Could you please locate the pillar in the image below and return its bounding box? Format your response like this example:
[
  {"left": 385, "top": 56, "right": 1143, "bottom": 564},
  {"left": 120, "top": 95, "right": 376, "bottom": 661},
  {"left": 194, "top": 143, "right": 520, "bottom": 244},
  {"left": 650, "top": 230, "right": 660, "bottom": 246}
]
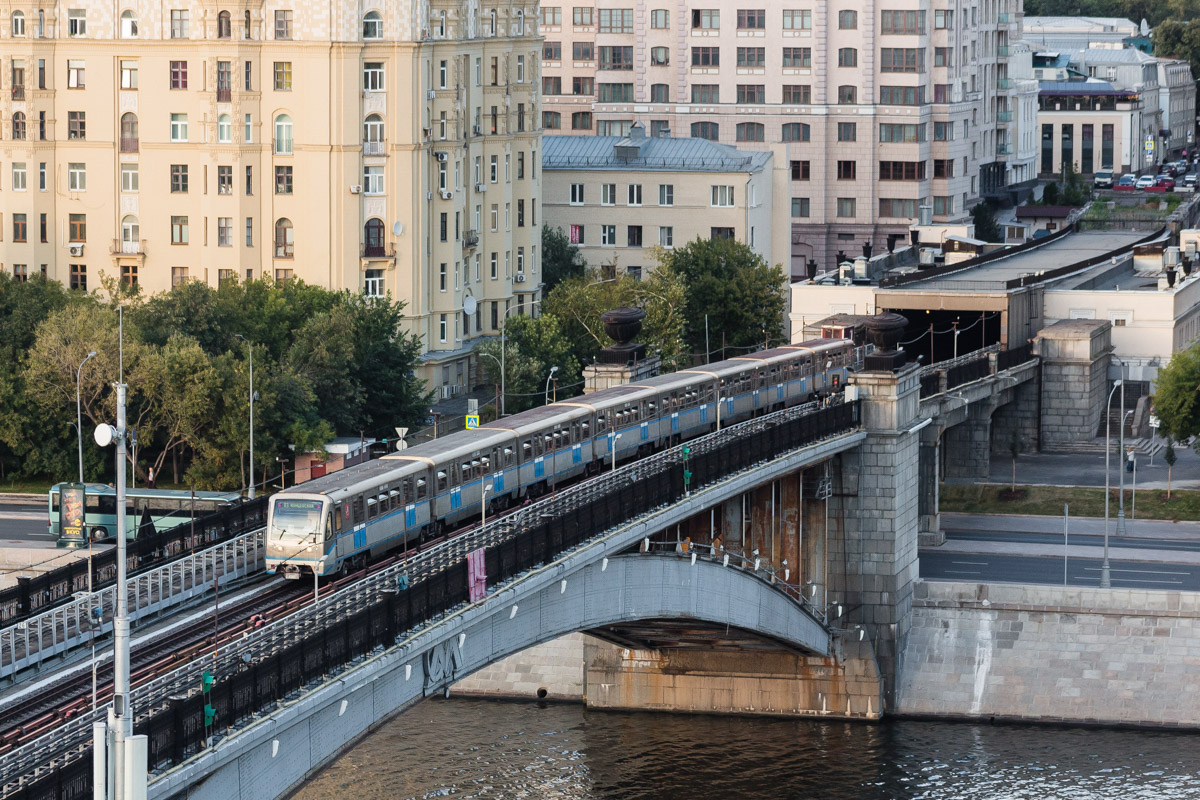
[
  {"left": 800, "top": 472, "right": 826, "bottom": 608},
  {"left": 721, "top": 498, "right": 743, "bottom": 551},
  {"left": 780, "top": 475, "right": 801, "bottom": 588},
  {"left": 943, "top": 406, "right": 992, "bottom": 481},
  {"left": 918, "top": 429, "right": 942, "bottom": 546}
]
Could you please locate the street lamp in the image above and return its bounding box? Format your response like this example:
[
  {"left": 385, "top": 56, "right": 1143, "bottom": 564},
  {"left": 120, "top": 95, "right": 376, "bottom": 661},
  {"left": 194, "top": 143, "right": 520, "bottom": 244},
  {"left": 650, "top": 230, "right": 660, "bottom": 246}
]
[
  {"left": 544, "top": 366, "right": 559, "bottom": 406},
  {"left": 1102, "top": 378, "right": 1124, "bottom": 588},
  {"left": 234, "top": 335, "right": 255, "bottom": 499},
  {"left": 75, "top": 351, "right": 97, "bottom": 483},
  {"left": 479, "top": 351, "right": 502, "bottom": 414},
  {"left": 481, "top": 483, "right": 490, "bottom": 529},
  {"left": 498, "top": 298, "right": 546, "bottom": 418},
  {"left": 610, "top": 432, "right": 622, "bottom": 472}
]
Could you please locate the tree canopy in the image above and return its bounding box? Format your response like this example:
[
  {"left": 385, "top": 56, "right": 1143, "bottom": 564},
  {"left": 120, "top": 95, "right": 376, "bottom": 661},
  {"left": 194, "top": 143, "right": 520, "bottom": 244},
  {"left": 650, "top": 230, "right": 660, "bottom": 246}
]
[
  {"left": 540, "top": 225, "right": 587, "bottom": 293},
  {"left": 1152, "top": 343, "right": 1200, "bottom": 446}
]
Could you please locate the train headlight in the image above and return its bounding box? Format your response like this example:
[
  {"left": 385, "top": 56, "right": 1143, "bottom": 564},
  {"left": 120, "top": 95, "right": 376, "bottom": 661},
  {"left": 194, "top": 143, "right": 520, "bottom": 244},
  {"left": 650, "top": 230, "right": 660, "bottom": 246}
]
[{"left": 305, "top": 545, "right": 313, "bottom": 552}]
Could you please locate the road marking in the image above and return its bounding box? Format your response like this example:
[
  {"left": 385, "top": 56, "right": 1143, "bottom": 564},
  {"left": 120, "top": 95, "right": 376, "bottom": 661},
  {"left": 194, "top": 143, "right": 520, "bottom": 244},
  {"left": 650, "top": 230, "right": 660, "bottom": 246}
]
[
  {"left": 950, "top": 560, "right": 988, "bottom": 566},
  {"left": 944, "top": 569, "right": 981, "bottom": 575},
  {"left": 1081, "top": 567, "right": 1191, "bottom": 576}
]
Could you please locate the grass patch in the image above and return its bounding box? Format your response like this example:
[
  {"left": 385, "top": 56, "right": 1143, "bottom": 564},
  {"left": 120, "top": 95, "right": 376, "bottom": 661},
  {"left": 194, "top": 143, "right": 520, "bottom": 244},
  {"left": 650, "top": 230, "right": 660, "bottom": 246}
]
[
  {"left": 0, "top": 480, "right": 53, "bottom": 495},
  {"left": 940, "top": 483, "right": 1200, "bottom": 521}
]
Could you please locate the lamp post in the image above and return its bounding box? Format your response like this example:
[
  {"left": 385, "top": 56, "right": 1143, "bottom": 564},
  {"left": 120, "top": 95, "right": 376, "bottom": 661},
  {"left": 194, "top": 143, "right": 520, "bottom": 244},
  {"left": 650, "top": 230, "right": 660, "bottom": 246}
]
[
  {"left": 1102, "top": 378, "right": 1124, "bottom": 588},
  {"left": 498, "top": 298, "right": 546, "bottom": 418},
  {"left": 610, "top": 432, "right": 622, "bottom": 472},
  {"left": 544, "top": 365, "right": 559, "bottom": 406},
  {"left": 235, "top": 335, "right": 255, "bottom": 499},
  {"left": 75, "top": 351, "right": 96, "bottom": 483},
  {"left": 1118, "top": 408, "right": 1133, "bottom": 535},
  {"left": 479, "top": 351, "right": 502, "bottom": 414},
  {"left": 481, "top": 483, "right": 490, "bottom": 529}
]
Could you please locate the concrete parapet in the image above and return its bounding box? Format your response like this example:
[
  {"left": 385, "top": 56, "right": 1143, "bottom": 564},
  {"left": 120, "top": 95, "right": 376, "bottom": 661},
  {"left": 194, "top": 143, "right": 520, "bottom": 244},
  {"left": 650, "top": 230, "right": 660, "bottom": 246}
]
[{"left": 1035, "top": 319, "right": 1112, "bottom": 447}]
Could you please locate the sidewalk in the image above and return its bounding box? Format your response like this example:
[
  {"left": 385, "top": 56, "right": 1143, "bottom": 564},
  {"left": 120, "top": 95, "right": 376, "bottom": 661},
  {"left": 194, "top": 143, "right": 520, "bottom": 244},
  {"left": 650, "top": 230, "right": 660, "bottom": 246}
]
[
  {"left": 985, "top": 447, "right": 1200, "bottom": 491},
  {"left": 941, "top": 512, "right": 1200, "bottom": 541}
]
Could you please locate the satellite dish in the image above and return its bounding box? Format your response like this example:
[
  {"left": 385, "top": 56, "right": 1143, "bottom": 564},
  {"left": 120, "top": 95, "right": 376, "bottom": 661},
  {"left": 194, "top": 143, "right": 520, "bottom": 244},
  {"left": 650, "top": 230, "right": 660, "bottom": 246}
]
[
  {"left": 93, "top": 424, "right": 116, "bottom": 447},
  {"left": 392, "top": 221, "right": 404, "bottom": 236},
  {"left": 463, "top": 295, "right": 478, "bottom": 316}
]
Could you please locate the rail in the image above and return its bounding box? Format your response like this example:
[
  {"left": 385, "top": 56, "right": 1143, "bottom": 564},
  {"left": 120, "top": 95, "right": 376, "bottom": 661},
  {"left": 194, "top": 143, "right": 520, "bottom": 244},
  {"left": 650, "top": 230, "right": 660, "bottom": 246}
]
[
  {"left": 0, "top": 531, "right": 265, "bottom": 684},
  {"left": 918, "top": 344, "right": 1037, "bottom": 401},
  {"left": 1, "top": 398, "right": 861, "bottom": 799}
]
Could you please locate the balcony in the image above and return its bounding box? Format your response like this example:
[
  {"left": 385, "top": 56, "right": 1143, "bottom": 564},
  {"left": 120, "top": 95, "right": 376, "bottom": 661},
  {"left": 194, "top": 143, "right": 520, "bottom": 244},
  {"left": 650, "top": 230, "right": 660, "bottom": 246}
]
[
  {"left": 462, "top": 229, "right": 480, "bottom": 250},
  {"left": 998, "top": 45, "right": 1011, "bottom": 57},
  {"left": 363, "top": 141, "right": 385, "bottom": 156},
  {"left": 995, "top": 143, "right": 1013, "bottom": 157},
  {"left": 11, "top": 85, "right": 24, "bottom": 101},
  {"left": 110, "top": 238, "right": 146, "bottom": 256},
  {"left": 120, "top": 137, "right": 139, "bottom": 153},
  {"left": 997, "top": 78, "right": 1013, "bottom": 90},
  {"left": 997, "top": 111, "right": 1013, "bottom": 123},
  {"left": 997, "top": 12, "right": 1014, "bottom": 23},
  {"left": 216, "top": 86, "right": 231, "bottom": 103},
  {"left": 361, "top": 243, "right": 390, "bottom": 258}
]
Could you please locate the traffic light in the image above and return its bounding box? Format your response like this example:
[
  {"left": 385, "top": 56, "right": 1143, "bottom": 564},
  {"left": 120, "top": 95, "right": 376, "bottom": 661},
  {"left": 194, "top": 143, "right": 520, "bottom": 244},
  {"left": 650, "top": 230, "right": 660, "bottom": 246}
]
[
  {"left": 201, "top": 670, "right": 214, "bottom": 692},
  {"left": 204, "top": 704, "right": 217, "bottom": 726}
]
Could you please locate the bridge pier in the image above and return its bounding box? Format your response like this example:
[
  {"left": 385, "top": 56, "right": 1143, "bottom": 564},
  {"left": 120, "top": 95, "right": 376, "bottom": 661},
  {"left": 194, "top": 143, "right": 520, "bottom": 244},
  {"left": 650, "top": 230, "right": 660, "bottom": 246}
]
[
  {"left": 943, "top": 403, "right": 994, "bottom": 481},
  {"left": 917, "top": 433, "right": 942, "bottom": 546}
]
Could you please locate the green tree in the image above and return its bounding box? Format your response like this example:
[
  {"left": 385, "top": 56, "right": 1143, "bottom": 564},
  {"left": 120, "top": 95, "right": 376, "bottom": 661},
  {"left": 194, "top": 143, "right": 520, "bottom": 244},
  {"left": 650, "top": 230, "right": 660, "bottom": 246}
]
[
  {"left": 1164, "top": 437, "right": 1178, "bottom": 498},
  {"left": 541, "top": 225, "right": 587, "bottom": 293},
  {"left": 475, "top": 313, "right": 580, "bottom": 413},
  {"left": 971, "top": 203, "right": 1003, "bottom": 243},
  {"left": 1151, "top": 343, "right": 1200, "bottom": 446},
  {"left": 1042, "top": 182, "right": 1061, "bottom": 205},
  {"left": 1061, "top": 163, "right": 1091, "bottom": 206},
  {"left": 136, "top": 335, "right": 221, "bottom": 484},
  {"left": 653, "top": 237, "right": 786, "bottom": 359},
  {"left": 1154, "top": 19, "right": 1200, "bottom": 78}
]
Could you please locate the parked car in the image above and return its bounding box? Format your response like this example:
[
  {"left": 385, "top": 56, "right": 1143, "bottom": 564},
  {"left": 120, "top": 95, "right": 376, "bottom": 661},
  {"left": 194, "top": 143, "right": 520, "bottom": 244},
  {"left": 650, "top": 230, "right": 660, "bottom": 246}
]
[
  {"left": 1136, "top": 175, "right": 1157, "bottom": 189},
  {"left": 1093, "top": 170, "right": 1115, "bottom": 188},
  {"left": 1184, "top": 173, "right": 1198, "bottom": 189},
  {"left": 1115, "top": 174, "right": 1138, "bottom": 191},
  {"left": 1146, "top": 176, "right": 1176, "bottom": 192}
]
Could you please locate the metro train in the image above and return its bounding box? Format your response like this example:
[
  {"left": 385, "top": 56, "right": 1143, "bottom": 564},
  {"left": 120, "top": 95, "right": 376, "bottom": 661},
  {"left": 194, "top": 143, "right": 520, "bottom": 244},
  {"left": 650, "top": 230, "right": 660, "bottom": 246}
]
[{"left": 265, "top": 338, "right": 857, "bottom": 579}]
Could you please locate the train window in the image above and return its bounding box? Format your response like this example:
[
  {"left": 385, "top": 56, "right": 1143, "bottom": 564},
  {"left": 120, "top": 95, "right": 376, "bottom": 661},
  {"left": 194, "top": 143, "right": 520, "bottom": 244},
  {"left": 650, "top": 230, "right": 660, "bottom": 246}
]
[
  {"left": 367, "top": 498, "right": 378, "bottom": 519},
  {"left": 596, "top": 413, "right": 608, "bottom": 433},
  {"left": 417, "top": 478, "right": 427, "bottom": 499},
  {"left": 437, "top": 471, "right": 447, "bottom": 491},
  {"left": 389, "top": 490, "right": 399, "bottom": 509},
  {"left": 580, "top": 421, "right": 589, "bottom": 438},
  {"left": 503, "top": 447, "right": 514, "bottom": 465},
  {"left": 402, "top": 478, "right": 411, "bottom": 503},
  {"left": 544, "top": 434, "right": 554, "bottom": 452},
  {"left": 461, "top": 463, "right": 472, "bottom": 482},
  {"left": 353, "top": 496, "right": 365, "bottom": 524},
  {"left": 334, "top": 505, "right": 343, "bottom": 531},
  {"left": 647, "top": 400, "right": 656, "bottom": 416},
  {"left": 481, "top": 457, "right": 490, "bottom": 474}
]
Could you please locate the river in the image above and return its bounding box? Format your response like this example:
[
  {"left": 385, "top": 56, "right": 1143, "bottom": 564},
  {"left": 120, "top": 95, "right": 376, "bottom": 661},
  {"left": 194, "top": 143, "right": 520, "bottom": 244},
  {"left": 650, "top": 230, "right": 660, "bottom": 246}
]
[{"left": 293, "top": 697, "right": 1200, "bottom": 799}]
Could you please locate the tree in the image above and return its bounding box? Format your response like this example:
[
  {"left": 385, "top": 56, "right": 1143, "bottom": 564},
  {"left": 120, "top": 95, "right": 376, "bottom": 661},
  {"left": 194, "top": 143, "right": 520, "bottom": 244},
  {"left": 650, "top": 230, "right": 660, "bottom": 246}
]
[
  {"left": 1164, "top": 437, "right": 1178, "bottom": 498},
  {"left": 1042, "top": 182, "right": 1061, "bottom": 206},
  {"left": 1154, "top": 19, "right": 1200, "bottom": 78},
  {"left": 1061, "top": 163, "right": 1090, "bottom": 206},
  {"left": 137, "top": 335, "right": 221, "bottom": 484},
  {"left": 541, "top": 225, "right": 587, "bottom": 293},
  {"left": 971, "top": 203, "right": 1003, "bottom": 243},
  {"left": 1009, "top": 432, "right": 1022, "bottom": 492},
  {"left": 474, "top": 313, "right": 580, "bottom": 414},
  {"left": 1149, "top": 343, "right": 1200, "bottom": 445}
]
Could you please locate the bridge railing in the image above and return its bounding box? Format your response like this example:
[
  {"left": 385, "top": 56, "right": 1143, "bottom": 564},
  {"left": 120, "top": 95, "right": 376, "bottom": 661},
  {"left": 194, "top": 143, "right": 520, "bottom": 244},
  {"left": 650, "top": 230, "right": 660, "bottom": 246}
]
[
  {"left": 917, "top": 343, "right": 1036, "bottom": 401},
  {"left": 1, "top": 398, "right": 862, "bottom": 799}
]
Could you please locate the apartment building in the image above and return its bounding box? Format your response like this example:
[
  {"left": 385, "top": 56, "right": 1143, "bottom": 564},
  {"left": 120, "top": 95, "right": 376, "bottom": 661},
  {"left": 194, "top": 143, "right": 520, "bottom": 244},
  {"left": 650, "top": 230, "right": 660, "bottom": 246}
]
[
  {"left": 0, "top": 1, "right": 541, "bottom": 391},
  {"left": 542, "top": 127, "right": 773, "bottom": 277},
  {"left": 538, "top": 0, "right": 1038, "bottom": 275}
]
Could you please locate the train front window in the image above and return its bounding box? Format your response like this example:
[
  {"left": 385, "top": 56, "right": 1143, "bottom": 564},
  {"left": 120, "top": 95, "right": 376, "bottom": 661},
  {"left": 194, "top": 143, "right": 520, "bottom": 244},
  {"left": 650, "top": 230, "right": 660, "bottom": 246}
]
[{"left": 272, "top": 498, "right": 324, "bottom": 539}]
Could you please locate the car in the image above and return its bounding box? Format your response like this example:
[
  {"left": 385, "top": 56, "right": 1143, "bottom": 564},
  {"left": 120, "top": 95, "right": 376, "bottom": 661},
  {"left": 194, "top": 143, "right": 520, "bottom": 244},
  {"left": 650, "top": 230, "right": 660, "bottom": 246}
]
[
  {"left": 1093, "top": 170, "right": 1114, "bottom": 188},
  {"left": 1136, "top": 175, "right": 1157, "bottom": 189},
  {"left": 1184, "top": 173, "right": 1198, "bottom": 189},
  {"left": 1115, "top": 174, "right": 1138, "bottom": 191},
  {"left": 1146, "top": 176, "right": 1175, "bottom": 192}
]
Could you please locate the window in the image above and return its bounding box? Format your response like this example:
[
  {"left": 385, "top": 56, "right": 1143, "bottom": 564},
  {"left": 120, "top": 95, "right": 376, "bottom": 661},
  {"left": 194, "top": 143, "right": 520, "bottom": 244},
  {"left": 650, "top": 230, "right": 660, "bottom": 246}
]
[
  {"left": 171, "top": 267, "right": 188, "bottom": 287},
  {"left": 600, "top": 184, "right": 617, "bottom": 205},
  {"left": 658, "top": 184, "right": 674, "bottom": 206},
  {"left": 881, "top": 10, "right": 925, "bottom": 35},
  {"left": 275, "top": 10, "right": 292, "bottom": 39},
  {"left": 880, "top": 86, "right": 923, "bottom": 105},
  {"left": 837, "top": 161, "right": 857, "bottom": 180},
  {"left": 691, "top": 121, "right": 719, "bottom": 140},
  {"left": 711, "top": 227, "right": 735, "bottom": 241},
  {"left": 216, "top": 217, "right": 232, "bottom": 247},
  {"left": 879, "top": 161, "right": 926, "bottom": 180},
  {"left": 68, "top": 162, "right": 86, "bottom": 191},
  {"left": 783, "top": 9, "right": 811, "bottom": 29},
  {"left": 541, "top": 6, "right": 562, "bottom": 25},
  {"left": 68, "top": 112, "right": 85, "bottom": 139},
  {"left": 838, "top": 9, "right": 857, "bottom": 28},
  {"left": 837, "top": 122, "right": 857, "bottom": 142},
  {"left": 836, "top": 198, "right": 856, "bottom": 217},
  {"left": 782, "top": 47, "right": 811, "bottom": 67},
  {"left": 790, "top": 160, "right": 810, "bottom": 180},
  {"left": 69, "top": 213, "right": 87, "bottom": 242},
  {"left": 274, "top": 62, "right": 292, "bottom": 90},
  {"left": 170, "top": 60, "right": 187, "bottom": 89},
  {"left": 934, "top": 159, "right": 954, "bottom": 179},
  {"left": 363, "top": 11, "right": 382, "bottom": 38},
  {"left": 170, "top": 164, "right": 188, "bottom": 193},
  {"left": 274, "top": 115, "right": 293, "bottom": 154},
  {"left": 879, "top": 198, "right": 918, "bottom": 217},
  {"left": 838, "top": 85, "right": 857, "bottom": 104},
  {"left": 692, "top": 47, "right": 719, "bottom": 67},
  {"left": 170, "top": 113, "right": 188, "bottom": 142},
  {"left": 573, "top": 42, "right": 594, "bottom": 61},
  {"left": 67, "top": 60, "right": 85, "bottom": 88},
  {"left": 70, "top": 264, "right": 87, "bottom": 291},
  {"left": 650, "top": 84, "right": 670, "bottom": 102},
  {"left": 880, "top": 48, "right": 924, "bottom": 73},
  {"left": 597, "top": 83, "right": 633, "bottom": 102},
  {"left": 737, "top": 84, "right": 765, "bottom": 103},
  {"left": 120, "top": 60, "right": 138, "bottom": 89},
  {"left": 659, "top": 226, "right": 674, "bottom": 247},
  {"left": 627, "top": 225, "right": 643, "bottom": 247},
  {"left": 439, "top": 315, "right": 448, "bottom": 342},
  {"left": 692, "top": 84, "right": 719, "bottom": 103},
  {"left": 217, "top": 165, "right": 232, "bottom": 194},
  {"left": 736, "top": 122, "right": 764, "bottom": 142},
  {"left": 68, "top": 8, "right": 86, "bottom": 35},
  {"left": 838, "top": 48, "right": 857, "bottom": 67},
  {"left": 782, "top": 122, "right": 809, "bottom": 142},
  {"left": 572, "top": 77, "right": 594, "bottom": 98},
  {"left": 543, "top": 41, "right": 562, "bottom": 60},
  {"left": 245, "top": 113, "right": 253, "bottom": 142},
  {"left": 935, "top": 10, "right": 953, "bottom": 28},
  {"left": 543, "top": 76, "right": 562, "bottom": 95},
  {"left": 121, "top": 163, "right": 139, "bottom": 192},
  {"left": 650, "top": 47, "right": 669, "bottom": 66},
  {"left": 934, "top": 48, "right": 952, "bottom": 68},
  {"left": 170, "top": 9, "right": 189, "bottom": 38},
  {"left": 364, "top": 62, "right": 384, "bottom": 91},
  {"left": 791, "top": 198, "right": 811, "bottom": 217},
  {"left": 13, "top": 214, "right": 27, "bottom": 242},
  {"left": 737, "top": 47, "right": 765, "bottom": 67},
  {"left": 216, "top": 10, "right": 231, "bottom": 38},
  {"left": 358, "top": 165, "right": 382, "bottom": 195},
  {"left": 651, "top": 9, "right": 669, "bottom": 27},
  {"left": 11, "top": 163, "right": 26, "bottom": 190},
  {"left": 572, "top": 112, "right": 592, "bottom": 130},
  {"left": 574, "top": 7, "right": 594, "bottom": 25},
  {"left": 11, "top": 113, "right": 26, "bottom": 140},
  {"left": 601, "top": 225, "right": 617, "bottom": 245},
  {"left": 218, "top": 114, "right": 232, "bottom": 143},
  {"left": 12, "top": 11, "right": 24, "bottom": 35},
  {"left": 934, "top": 121, "right": 952, "bottom": 141},
  {"left": 933, "top": 196, "right": 952, "bottom": 216},
  {"left": 274, "top": 218, "right": 294, "bottom": 257},
  {"left": 363, "top": 268, "right": 384, "bottom": 298},
  {"left": 782, "top": 85, "right": 810, "bottom": 104},
  {"left": 245, "top": 166, "right": 253, "bottom": 195},
  {"left": 599, "top": 46, "right": 633, "bottom": 70},
  {"left": 737, "top": 9, "right": 765, "bottom": 28},
  {"left": 933, "top": 83, "right": 949, "bottom": 103},
  {"left": 879, "top": 122, "right": 925, "bottom": 142},
  {"left": 711, "top": 185, "right": 734, "bottom": 207},
  {"left": 691, "top": 9, "right": 719, "bottom": 28}
]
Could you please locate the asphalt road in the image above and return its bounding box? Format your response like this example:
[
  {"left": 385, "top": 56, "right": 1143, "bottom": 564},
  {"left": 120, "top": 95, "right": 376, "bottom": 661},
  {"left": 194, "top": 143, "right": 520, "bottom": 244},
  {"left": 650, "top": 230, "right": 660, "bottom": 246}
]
[
  {"left": 945, "top": 528, "right": 1200, "bottom": 553},
  {"left": 0, "top": 504, "right": 51, "bottom": 542},
  {"left": 921, "top": 550, "right": 1200, "bottom": 589}
]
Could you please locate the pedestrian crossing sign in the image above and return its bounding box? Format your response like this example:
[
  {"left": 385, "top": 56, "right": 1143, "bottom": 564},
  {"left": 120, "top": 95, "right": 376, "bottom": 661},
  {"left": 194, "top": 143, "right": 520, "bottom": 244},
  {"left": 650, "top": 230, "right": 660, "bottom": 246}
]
[{"left": 466, "top": 414, "right": 480, "bottom": 429}]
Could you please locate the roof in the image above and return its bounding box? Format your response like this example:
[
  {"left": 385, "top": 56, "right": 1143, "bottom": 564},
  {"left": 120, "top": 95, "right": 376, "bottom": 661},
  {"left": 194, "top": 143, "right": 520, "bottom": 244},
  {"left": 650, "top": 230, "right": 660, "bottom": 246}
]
[
  {"left": 1015, "top": 206, "right": 1075, "bottom": 219},
  {"left": 1023, "top": 16, "right": 1138, "bottom": 32},
  {"left": 542, "top": 134, "right": 772, "bottom": 174},
  {"left": 1073, "top": 48, "right": 1156, "bottom": 65},
  {"left": 1038, "top": 79, "right": 1133, "bottom": 96}
]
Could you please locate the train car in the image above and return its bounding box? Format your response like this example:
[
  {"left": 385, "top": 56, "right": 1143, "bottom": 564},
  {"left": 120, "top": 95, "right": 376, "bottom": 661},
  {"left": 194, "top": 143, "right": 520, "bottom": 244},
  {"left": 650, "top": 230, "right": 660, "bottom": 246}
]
[{"left": 265, "top": 338, "right": 857, "bottom": 578}]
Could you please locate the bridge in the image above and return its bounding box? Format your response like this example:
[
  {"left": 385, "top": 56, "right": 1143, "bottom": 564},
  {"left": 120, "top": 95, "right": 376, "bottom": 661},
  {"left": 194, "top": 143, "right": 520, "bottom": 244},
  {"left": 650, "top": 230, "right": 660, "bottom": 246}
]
[{"left": 1, "top": 334, "right": 1047, "bottom": 800}]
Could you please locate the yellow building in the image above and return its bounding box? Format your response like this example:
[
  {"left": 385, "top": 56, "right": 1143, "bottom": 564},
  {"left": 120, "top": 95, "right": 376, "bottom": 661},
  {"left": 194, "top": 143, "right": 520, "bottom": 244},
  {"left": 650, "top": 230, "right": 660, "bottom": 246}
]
[{"left": 0, "top": 1, "right": 541, "bottom": 391}]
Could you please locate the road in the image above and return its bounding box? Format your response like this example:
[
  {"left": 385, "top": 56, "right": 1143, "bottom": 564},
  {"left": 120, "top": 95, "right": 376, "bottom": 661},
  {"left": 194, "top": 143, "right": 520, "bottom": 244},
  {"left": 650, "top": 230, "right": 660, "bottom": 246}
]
[
  {"left": 983, "top": 446, "right": 1200, "bottom": 490},
  {"left": 922, "top": 551, "right": 1200, "bottom": 589},
  {"left": 0, "top": 504, "right": 50, "bottom": 542}
]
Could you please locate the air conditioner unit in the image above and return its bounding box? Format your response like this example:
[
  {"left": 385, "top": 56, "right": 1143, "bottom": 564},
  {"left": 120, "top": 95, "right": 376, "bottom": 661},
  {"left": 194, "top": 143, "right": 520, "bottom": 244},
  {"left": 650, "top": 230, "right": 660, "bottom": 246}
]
[
  {"left": 514, "top": 273, "right": 526, "bottom": 282},
  {"left": 439, "top": 189, "right": 453, "bottom": 200},
  {"left": 69, "top": 245, "right": 84, "bottom": 257},
  {"left": 475, "top": 183, "right": 486, "bottom": 193},
  {"left": 422, "top": 127, "right": 432, "bottom": 139},
  {"left": 350, "top": 184, "right": 362, "bottom": 194},
  {"left": 435, "top": 151, "right": 449, "bottom": 162},
  {"left": 427, "top": 89, "right": 437, "bottom": 100}
]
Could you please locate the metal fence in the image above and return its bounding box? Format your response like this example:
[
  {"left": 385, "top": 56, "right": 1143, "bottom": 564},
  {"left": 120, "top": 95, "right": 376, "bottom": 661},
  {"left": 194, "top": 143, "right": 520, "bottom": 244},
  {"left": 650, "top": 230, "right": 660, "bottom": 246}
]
[
  {"left": 996, "top": 343, "right": 1034, "bottom": 373},
  {"left": 2, "top": 399, "right": 861, "bottom": 800}
]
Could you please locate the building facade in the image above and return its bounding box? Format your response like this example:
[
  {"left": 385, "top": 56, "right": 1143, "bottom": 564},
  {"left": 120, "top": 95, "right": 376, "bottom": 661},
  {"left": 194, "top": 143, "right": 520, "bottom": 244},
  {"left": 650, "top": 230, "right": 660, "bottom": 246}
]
[
  {"left": 0, "top": 1, "right": 541, "bottom": 391},
  {"left": 538, "top": 0, "right": 1037, "bottom": 275},
  {"left": 542, "top": 128, "right": 773, "bottom": 278}
]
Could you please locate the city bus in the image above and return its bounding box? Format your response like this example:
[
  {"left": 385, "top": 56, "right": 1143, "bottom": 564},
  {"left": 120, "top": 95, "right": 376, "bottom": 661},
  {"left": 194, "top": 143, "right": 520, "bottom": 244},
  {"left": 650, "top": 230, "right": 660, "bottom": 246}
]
[{"left": 51, "top": 483, "right": 243, "bottom": 548}]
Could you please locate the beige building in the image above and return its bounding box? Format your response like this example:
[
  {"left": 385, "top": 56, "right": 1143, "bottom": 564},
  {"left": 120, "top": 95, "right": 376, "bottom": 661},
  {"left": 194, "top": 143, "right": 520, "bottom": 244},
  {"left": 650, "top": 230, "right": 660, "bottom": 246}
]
[
  {"left": 0, "top": 1, "right": 541, "bottom": 391},
  {"left": 542, "top": 127, "right": 773, "bottom": 278},
  {"left": 537, "top": 0, "right": 1038, "bottom": 276},
  {"left": 1035, "top": 78, "right": 1154, "bottom": 174}
]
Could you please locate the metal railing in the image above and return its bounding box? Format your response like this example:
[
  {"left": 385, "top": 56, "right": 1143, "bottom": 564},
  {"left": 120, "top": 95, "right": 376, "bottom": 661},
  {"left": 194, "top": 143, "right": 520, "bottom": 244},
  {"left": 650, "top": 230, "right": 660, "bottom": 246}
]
[
  {"left": 119, "top": 137, "right": 138, "bottom": 153},
  {"left": 363, "top": 141, "right": 385, "bottom": 156},
  {"left": 0, "top": 532, "right": 264, "bottom": 683},
  {"left": 1, "top": 399, "right": 861, "bottom": 798}
]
